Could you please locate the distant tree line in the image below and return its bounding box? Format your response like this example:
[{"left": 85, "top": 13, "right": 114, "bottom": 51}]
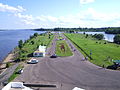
[
  {"left": 33, "top": 27, "right": 107, "bottom": 32},
  {"left": 105, "top": 27, "right": 120, "bottom": 34},
  {"left": 34, "top": 27, "right": 120, "bottom": 34}
]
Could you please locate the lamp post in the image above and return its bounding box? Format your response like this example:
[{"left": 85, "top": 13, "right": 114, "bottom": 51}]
[{"left": 90, "top": 49, "right": 92, "bottom": 58}]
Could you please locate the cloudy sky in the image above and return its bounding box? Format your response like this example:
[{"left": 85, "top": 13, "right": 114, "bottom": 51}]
[{"left": 0, "top": 0, "right": 120, "bottom": 29}]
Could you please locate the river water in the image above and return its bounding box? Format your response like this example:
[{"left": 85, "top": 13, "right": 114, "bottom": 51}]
[
  {"left": 79, "top": 32, "right": 115, "bottom": 42},
  {"left": 0, "top": 30, "right": 45, "bottom": 61}
]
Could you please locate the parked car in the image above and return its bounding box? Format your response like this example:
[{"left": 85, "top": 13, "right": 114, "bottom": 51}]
[
  {"left": 50, "top": 54, "right": 57, "bottom": 58},
  {"left": 27, "top": 59, "right": 38, "bottom": 64},
  {"left": 16, "top": 69, "right": 23, "bottom": 74}
]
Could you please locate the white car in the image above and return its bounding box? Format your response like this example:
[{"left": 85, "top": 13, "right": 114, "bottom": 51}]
[{"left": 27, "top": 59, "right": 38, "bottom": 64}]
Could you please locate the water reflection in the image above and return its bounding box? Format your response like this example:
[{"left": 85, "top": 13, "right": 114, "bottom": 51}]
[{"left": 79, "top": 32, "right": 115, "bottom": 42}]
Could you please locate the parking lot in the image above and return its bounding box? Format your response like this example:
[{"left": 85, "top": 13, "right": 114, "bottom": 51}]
[{"left": 14, "top": 34, "right": 120, "bottom": 90}]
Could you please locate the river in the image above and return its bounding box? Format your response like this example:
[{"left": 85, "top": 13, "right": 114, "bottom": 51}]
[
  {"left": 0, "top": 30, "right": 45, "bottom": 61},
  {"left": 79, "top": 32, "right": 115, "bottom": 42}
]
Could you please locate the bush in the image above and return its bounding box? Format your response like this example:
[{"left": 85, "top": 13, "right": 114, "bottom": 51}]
[
  {"left": 18, "top": 40, "right": 23, "bottom": 49},
  {"left": 93, "top": 34, "right": 104, "bottom": 40},
  {"left": 6, "top": 62, "right": 10, "bottom": 68},
  {"left": 114, "top": 34, "right": 120, "bottom": 44}
]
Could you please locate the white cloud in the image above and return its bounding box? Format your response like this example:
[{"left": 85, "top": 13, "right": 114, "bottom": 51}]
[
  {"left": 15, "top": 13, "right": 35, "bottom": 25},
  {"left": 36, "top": 15, "right": 58, "bottom": 22},
  {"left": 86, "top": 8, "right": 120, "bottom": 22},
  {"left": 1, "top": 2, "right": 120, "bottom": 28},
  {"left": 21, "top": 19, "right": 35, "bottom": 25},
  {"left": 0, "top": 3, "right": 26, "bottom": 13},
  {"left": 15, "top": 7, "right": 120, "bottom": 28},
  {"left": 15, "top": 13, "right": 34, "bottom": 20},
  {"left": 80, "top": 0, "right": 95, "bottom": 4}
]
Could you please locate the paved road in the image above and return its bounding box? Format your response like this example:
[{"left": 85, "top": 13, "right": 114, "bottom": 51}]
[{"left": 15, "top": 33, "right": 120, "bottom": 90}]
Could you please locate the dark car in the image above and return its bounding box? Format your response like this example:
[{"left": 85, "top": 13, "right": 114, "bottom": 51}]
[{"left": 50, "top": 54, "right": 57, "bottom": 58}]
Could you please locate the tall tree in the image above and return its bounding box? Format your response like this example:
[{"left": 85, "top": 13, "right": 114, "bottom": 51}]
[
  {"left": 18, "top": 40, "right": 23, "bottom": 49},
  {"left": 114, "top": 34, "right": 120, "bottom": 44},
  {"left": 34, "top": 33, "right": 39, "bottom": 37}
]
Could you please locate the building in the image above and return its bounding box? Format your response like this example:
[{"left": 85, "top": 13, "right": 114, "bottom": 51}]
[
  {"left": 33, "top": 45, "right": 46, "bottom": 57},
  {"left": 2, "top": 82, "right": 32, "bottom": 90}
]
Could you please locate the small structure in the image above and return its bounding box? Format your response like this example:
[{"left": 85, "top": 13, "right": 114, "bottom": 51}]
[
  {"left": 33, "top": 45, "right": 46, "bottom": 57},
  {"left": 2, "top": 82, "right": 32, "bottom": 90},
  {"left": 72, "top": 87, "right": 85, "bottom": 90}
]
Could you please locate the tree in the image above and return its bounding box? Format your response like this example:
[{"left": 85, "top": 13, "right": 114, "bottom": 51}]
[
  {"left": 114, "top": 34, "right": 120, "bottom": 44},
  {"left": 93, "top": 34, "right": 104, "bottom": 40},
  {"left": 6, "top": 62, "right": 10, "bottom": 68},
  {"left": 31, "top": 41, "right": 34, "bottom": 45},
  {"left": 34, "top": 33, "right": 39, "bottom": 37},
  {"left": 85, "top": 34, "right": 88, "bottom": 38},
  {"left": 18, "top": 40, "right": 23, "bottom": 49}
]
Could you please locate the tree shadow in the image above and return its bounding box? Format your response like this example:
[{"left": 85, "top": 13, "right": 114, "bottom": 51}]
[{"left": 27, "top": 53, "right": 33, "bottom": 57}]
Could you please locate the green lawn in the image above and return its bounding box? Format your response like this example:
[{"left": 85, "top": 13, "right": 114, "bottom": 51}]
[
  {"left": 17, "top": 33, "right": 54, "bottom": 60},
  {"left": 56, "top": 40, "right": 73, "bottom": 56},
  {"left": 65, "top": 33, "right": 120, "bottom": 67},
  {"left": 8, "top": 64, "right": 24, "bottom": 82}
]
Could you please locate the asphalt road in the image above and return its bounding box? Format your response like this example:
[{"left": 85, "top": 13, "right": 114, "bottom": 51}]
[{"left": 14, "top": 33, "right": 120, "bottom": 90}]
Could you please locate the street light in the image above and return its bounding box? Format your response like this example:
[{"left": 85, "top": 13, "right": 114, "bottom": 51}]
[{"left": 90, "top": 49, "right": 92, "bottom": 58}]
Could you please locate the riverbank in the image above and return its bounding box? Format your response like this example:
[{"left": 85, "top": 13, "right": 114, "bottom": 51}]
[
  {"left": 0, "top": 51, "right": 15, "bottom": 74},
  {"left": 0, "top": 53, "right": 14, "bottom": 68}
]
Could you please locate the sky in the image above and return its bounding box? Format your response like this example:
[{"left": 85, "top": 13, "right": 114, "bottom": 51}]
[{"left": 0, "top": 0, "right": 120, "bottom": 29}]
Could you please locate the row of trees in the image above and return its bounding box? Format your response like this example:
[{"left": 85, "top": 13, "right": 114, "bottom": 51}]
[
  {"left": 105, "top": 28, "right": 120, "bottom": 34},
  {"left": 18, "top": 33, "right": 39, "bottom": 49},
  {"left": 92, "top": 34, "right": 104, "bottom": 40},
  {"left": 34, "top": 27, "right": 107, "bottom": 32},
  {"left": 34, "top": 27, "right": 120, "bottom": 34},
  {"left": 91, "top": 34, "right": 120, "bottom": 44}
]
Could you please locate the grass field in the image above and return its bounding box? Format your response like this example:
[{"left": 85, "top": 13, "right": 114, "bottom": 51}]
[
  {"left": 8, "top": 64, "right": 24, "bottom": 82},
  {"left": 65, "top": 33, "right": 120, "bottom": 67},
  {"left": 17, "top": 33, "right": 54, "bottom": 60},
  {"left": 56, "top": 39, "right": 73, "bottom": 57}
]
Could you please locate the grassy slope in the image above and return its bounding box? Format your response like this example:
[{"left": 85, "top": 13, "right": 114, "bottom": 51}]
[
  {"left": 56, "top": 40, "right": 73, "bottom": 56},
  {"left": 65, "top": 33, "right": 120, "bottom": 67},
  {"left": 8, "top": 64, "right": 24, "bottom": 82},
  {"left": 19, "top": 34, "right": 54, "bottom": 60}
]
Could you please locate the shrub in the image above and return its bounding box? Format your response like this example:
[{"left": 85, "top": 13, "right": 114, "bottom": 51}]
[
  {"left": 6, "top": 62, "right": 10, "bottom": 68},
  {"left": 114, "top": 34, "right": 120, "bottom": 44}
]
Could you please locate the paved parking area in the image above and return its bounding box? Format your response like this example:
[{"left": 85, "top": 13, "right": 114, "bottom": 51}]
[{"left": 14, "top": 33, "right": 120, "bottom": 90}]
